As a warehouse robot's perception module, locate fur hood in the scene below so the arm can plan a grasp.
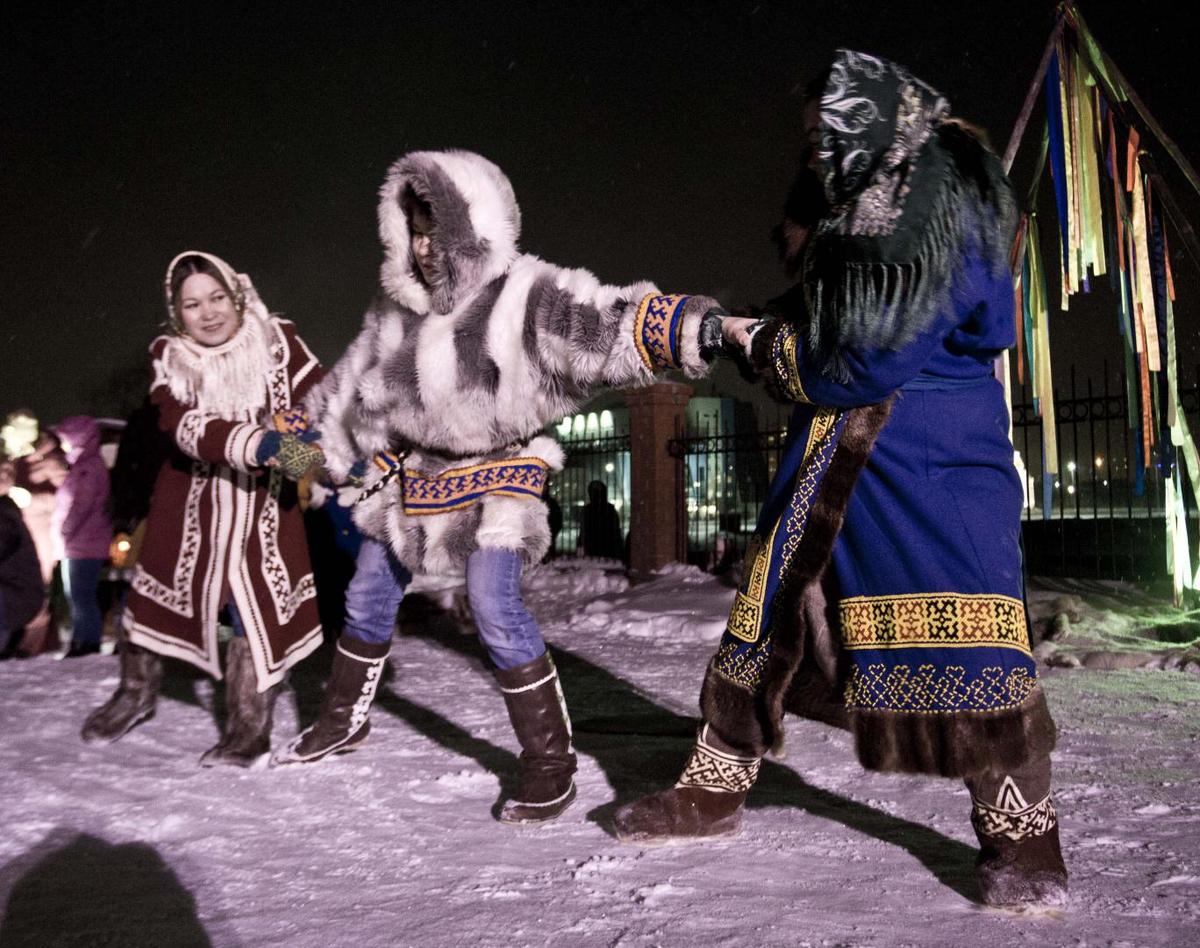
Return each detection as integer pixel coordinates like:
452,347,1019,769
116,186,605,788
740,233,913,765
378,150,521,316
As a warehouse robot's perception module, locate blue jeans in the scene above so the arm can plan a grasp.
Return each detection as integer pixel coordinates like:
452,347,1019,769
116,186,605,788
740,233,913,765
63,558,104,646
344,539,546,670
226,600,247,638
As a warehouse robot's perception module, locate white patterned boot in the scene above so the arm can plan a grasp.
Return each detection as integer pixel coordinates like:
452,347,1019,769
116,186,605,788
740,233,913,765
271,635,387,766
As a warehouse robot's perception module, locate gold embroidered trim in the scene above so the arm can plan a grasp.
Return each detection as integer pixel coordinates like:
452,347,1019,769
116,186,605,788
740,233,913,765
724,408,839,644
844,664,1039,714
633,293,690,371
771,324,811,403
713,638,772,690
840,593,1032,655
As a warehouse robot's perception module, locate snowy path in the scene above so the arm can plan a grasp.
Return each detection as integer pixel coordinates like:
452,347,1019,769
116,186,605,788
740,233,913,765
2,563,1198,947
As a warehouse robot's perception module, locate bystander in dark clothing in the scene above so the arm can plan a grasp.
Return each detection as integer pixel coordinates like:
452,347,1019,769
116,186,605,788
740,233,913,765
542,493,563,560
0,494,42,658
109,398,171,537
578,480,623,560
5,434,67,656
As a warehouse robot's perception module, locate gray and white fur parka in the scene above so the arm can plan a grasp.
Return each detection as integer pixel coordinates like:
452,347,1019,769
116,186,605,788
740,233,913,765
308,150,713,576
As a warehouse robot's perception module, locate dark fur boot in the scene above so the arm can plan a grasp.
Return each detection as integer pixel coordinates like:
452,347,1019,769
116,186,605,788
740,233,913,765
80,641,164,744
496,652,577,825
612,723,760,842
966,754,1068,908
271,634,389,766
200,637,278,768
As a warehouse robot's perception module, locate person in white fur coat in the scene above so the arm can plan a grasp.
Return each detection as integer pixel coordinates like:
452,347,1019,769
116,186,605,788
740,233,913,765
273,149,722,825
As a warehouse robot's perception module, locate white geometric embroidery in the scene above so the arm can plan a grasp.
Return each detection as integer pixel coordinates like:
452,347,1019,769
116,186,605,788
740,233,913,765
995,775,1029,812
676,727,760,793
347,652,385,731
267,320,290,414
177,410,206,460
258,467,316,624
130,460,207,617
971,777,1057,843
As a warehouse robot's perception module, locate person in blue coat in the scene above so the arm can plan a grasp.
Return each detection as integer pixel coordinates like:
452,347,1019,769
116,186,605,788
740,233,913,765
615,50,1066,909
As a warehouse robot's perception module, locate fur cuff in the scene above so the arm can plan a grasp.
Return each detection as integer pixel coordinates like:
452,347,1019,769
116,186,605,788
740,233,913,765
850,686,1058,778
677,295,722,378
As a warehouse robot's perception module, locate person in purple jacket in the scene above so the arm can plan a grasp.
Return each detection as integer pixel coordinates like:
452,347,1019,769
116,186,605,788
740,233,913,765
50,416,112,658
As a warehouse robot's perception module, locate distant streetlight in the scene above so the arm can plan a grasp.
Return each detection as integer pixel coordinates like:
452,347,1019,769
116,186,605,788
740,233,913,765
1095,456,1103,468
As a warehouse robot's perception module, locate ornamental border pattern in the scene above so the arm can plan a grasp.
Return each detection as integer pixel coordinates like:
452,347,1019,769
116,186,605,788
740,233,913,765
257,468,317,627
844,662,1039,714
840,593,1032,656
401,458,550,516
130,459,208,618
771,324,811,403
633,293,690,371
724,407,839,645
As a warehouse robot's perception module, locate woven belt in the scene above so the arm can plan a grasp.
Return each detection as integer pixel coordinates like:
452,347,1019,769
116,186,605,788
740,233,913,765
275,409,548,514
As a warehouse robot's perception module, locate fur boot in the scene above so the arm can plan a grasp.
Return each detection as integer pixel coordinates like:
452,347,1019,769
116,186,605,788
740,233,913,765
966,754,1068,908
80,641,164,744
612,723,761,842
496,652,578,825
271,634,389,766
200,637,278,768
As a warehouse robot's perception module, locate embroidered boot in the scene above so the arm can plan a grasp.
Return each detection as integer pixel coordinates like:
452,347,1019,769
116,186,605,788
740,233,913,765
80,641,164,744
966,754,1068,908
200,637,279,768
612,723,760,842
271,635,388,766
496,653,578,825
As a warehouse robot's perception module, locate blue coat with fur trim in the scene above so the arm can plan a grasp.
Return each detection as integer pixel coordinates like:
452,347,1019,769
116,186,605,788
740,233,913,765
705,250,1056,777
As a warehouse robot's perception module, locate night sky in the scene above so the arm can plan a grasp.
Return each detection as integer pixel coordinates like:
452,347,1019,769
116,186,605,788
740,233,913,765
3,0,1198,425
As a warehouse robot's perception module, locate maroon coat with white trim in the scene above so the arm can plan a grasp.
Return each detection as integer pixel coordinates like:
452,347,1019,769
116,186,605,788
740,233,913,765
124,316,324,690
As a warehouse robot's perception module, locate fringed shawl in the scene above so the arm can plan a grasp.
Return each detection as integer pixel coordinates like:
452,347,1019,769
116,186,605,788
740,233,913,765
798,49,1017,381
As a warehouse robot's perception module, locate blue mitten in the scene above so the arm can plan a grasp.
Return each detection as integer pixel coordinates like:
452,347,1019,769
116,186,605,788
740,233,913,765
255,430,283,465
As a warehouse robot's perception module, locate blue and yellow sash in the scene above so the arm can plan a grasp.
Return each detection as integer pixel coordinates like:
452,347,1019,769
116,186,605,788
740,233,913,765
275,407,548,516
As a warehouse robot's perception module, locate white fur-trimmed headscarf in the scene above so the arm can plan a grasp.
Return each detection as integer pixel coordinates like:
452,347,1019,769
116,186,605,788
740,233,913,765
158,251,281,419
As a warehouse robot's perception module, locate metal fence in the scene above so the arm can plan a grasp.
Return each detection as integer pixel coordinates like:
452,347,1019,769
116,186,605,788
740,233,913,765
1012,366,1199,580
669,404,793,569
547,433,631,557
663,370,1197,581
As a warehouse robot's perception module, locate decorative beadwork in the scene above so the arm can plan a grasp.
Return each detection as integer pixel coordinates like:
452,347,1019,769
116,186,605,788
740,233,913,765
633,293,690,371
402,458,549,515
971,791,1058,842
676,729,760,793
770,323,811,403
273,406,311,435
844,662,1039,714
841,593,1032,655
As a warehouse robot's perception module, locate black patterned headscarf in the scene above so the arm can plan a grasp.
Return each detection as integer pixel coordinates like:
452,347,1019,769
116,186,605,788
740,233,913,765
799,49,1015,380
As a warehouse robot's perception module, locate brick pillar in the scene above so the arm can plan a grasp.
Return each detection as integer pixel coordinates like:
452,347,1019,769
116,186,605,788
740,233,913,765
625,381,692,573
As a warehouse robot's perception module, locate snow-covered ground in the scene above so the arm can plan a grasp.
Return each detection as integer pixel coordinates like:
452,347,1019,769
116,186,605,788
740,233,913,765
2,562,1199,947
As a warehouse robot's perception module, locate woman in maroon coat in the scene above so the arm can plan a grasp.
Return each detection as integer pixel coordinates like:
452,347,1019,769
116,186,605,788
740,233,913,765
82,251,326,766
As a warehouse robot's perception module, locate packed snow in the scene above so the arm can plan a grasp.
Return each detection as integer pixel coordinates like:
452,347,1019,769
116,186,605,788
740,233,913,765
2,561,1199,947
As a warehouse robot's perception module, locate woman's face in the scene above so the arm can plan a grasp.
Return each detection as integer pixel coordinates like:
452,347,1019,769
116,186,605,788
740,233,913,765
177,272,239,346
